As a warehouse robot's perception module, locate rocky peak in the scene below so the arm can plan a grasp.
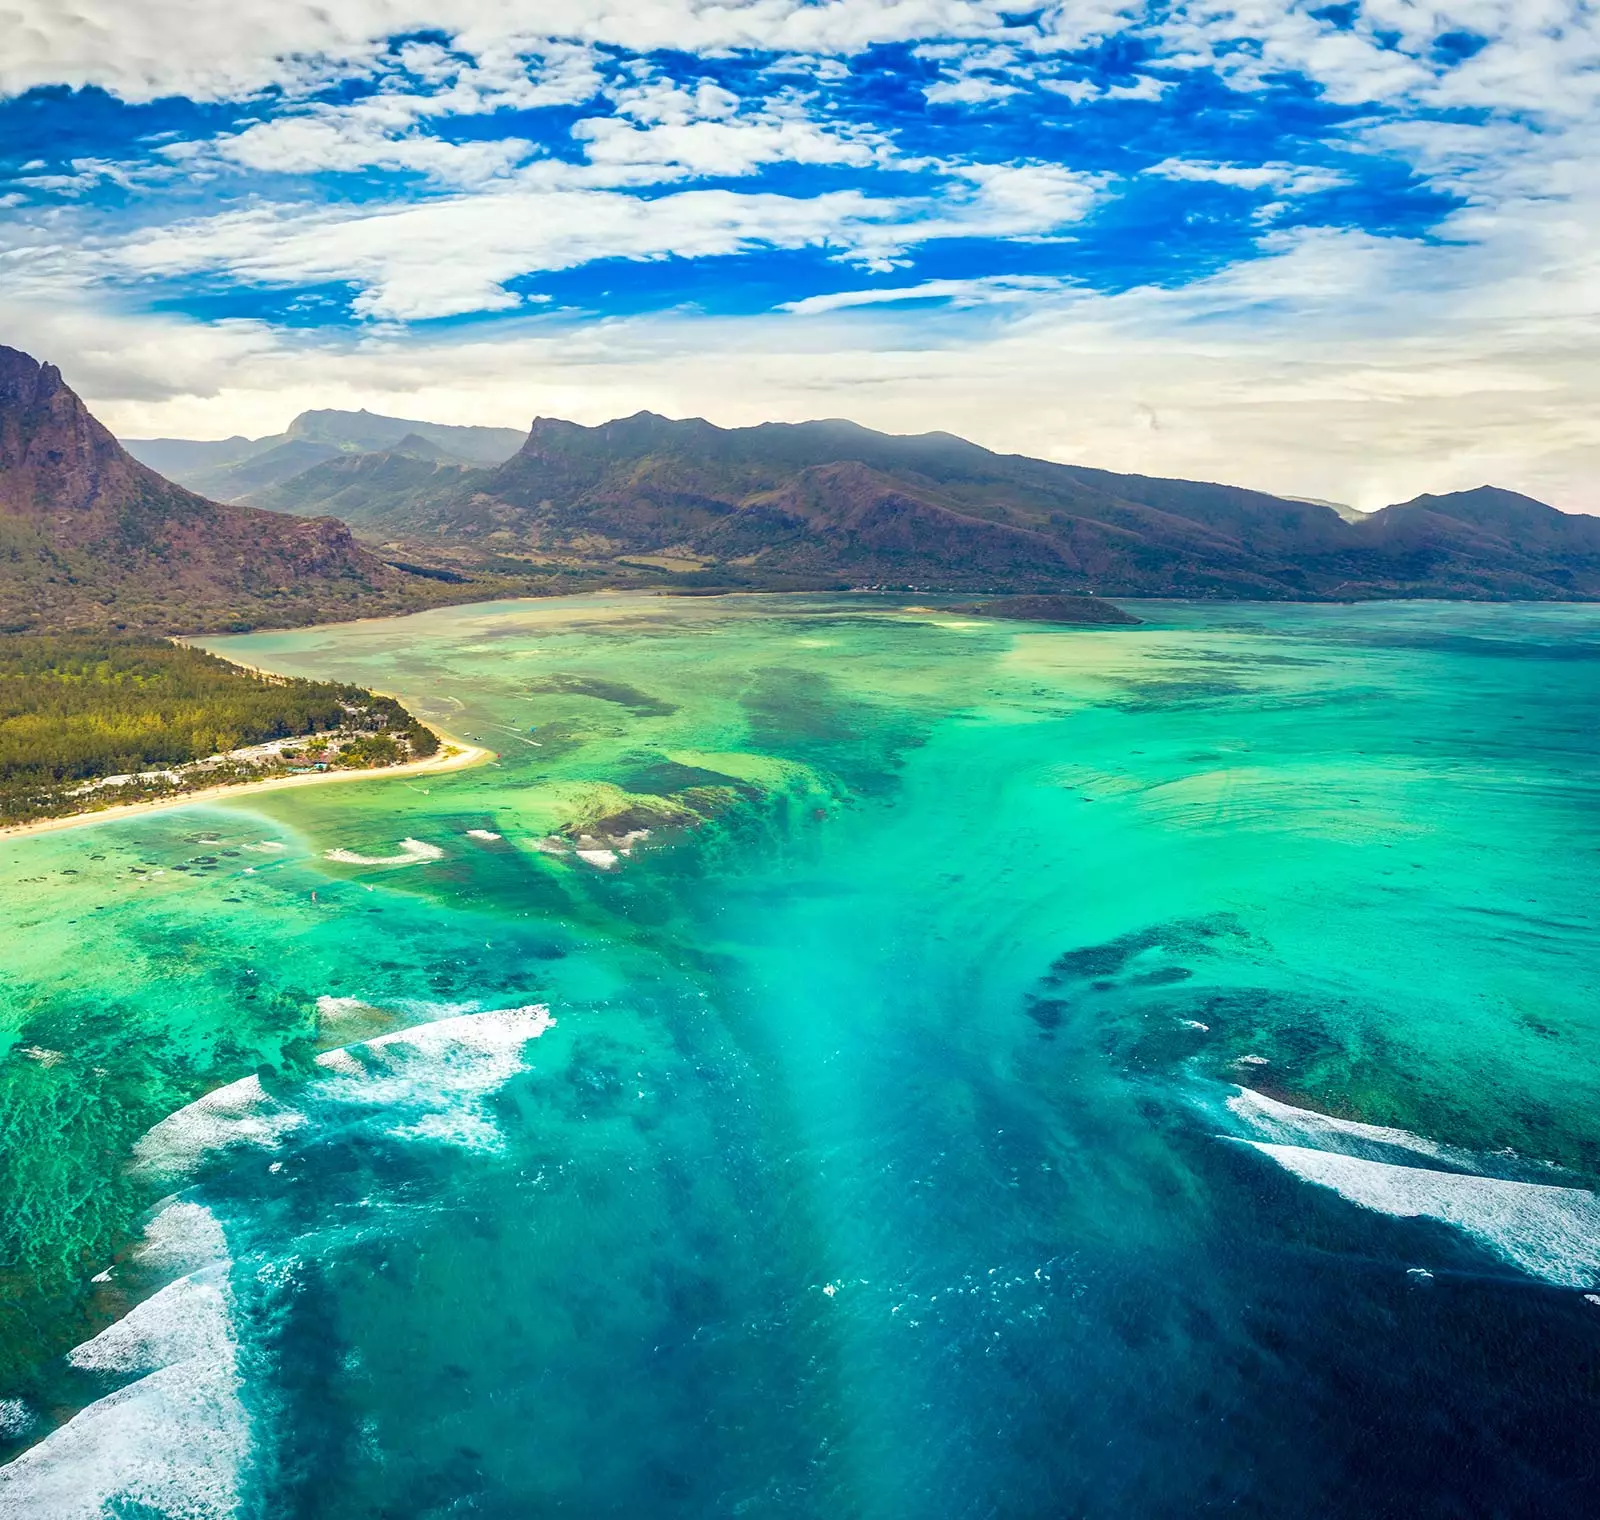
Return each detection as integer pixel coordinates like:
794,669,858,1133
0,344,442,633
0,346,139,517
0,346,66,409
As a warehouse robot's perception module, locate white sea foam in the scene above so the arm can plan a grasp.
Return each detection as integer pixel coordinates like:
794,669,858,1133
240,841,285,854
0,1207,246,1520
131,1075,306,1186
68,1270,233,1377
324,837,444,867
466,829,501,841
312,1005,554,1153
576,848,619,869
314,1048,365,1077
393,1110,505,1151
0,1402,33,1441
1248,1142,1600,1287
131,1007,553,1190
3,1009,558,1511
1228,1087,1472,1168
0,1341,246,1519
133,1201,230,1280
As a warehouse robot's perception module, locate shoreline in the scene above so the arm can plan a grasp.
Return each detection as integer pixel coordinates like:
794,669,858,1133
0,726,495,842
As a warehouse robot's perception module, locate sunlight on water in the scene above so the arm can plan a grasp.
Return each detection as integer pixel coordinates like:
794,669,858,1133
3,594,1600,1516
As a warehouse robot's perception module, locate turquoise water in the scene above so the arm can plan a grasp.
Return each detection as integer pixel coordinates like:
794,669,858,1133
3,594,1599,1516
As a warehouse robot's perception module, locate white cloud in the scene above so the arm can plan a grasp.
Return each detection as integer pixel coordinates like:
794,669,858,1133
0,1,1041,102
159,39,601,187
574,115,882,180
924,75,1022,105
195,115,534,186
778,273,1073,313
81,155,1103,319
1145,158,1348,195
571,79,888,182
106,184,914,320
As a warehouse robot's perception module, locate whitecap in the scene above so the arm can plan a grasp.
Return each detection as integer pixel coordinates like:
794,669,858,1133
1247,1142,1600,1288
1228,1087,1472,1169
130,1075,306,1186
392,1110,506,1153
310,1006,554,1153
0,1207,246,1520
134,1201,231,1281
68,1270,233,1377
323,838,444,867
0,1402,33,1441
465,829,501,841
314,1048,365,1078
576,848,619,870
240,841,285,854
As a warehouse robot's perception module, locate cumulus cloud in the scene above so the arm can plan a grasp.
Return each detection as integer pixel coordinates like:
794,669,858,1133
572,79,888,182
161,39,601,187
0,1,1035,102
1145,158,1348,195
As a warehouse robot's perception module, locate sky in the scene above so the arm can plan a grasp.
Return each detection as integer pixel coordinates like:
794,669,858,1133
2,2,1597,511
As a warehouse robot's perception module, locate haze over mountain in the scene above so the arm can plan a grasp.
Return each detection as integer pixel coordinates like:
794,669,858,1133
134,408,1600,602
0,348,463,634
123,410,527,504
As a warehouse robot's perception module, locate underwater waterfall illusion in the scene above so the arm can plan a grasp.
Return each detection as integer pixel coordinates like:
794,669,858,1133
3,594,1599,1517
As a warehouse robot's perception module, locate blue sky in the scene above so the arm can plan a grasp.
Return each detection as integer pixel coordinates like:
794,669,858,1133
2,2,1597,510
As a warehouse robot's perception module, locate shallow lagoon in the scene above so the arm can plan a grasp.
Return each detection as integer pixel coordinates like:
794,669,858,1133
3,594,1599,1516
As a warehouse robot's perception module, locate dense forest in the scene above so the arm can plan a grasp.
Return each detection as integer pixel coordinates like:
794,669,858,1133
0,636,437,823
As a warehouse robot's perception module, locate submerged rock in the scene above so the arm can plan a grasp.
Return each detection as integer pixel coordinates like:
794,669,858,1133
953,594,1142,626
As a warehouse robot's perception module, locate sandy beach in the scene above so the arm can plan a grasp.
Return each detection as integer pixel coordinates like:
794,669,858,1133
0,727,496,842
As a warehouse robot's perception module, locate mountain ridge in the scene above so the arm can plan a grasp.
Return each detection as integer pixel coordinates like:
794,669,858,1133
124,409,527,502
113,403,1600,604
305,409,1597,600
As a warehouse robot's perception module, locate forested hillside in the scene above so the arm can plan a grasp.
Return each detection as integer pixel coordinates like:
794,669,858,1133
0,637,437,823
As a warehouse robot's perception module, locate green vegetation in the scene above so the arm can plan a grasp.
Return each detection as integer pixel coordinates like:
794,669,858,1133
0,636,437,823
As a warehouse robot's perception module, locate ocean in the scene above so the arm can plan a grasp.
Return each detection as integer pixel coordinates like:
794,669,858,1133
2,593,1598,1516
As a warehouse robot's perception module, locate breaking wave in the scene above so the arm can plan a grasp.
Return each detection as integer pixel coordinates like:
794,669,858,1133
1225,1087,1600,1288
324,837,445,866
0,1204,245,1520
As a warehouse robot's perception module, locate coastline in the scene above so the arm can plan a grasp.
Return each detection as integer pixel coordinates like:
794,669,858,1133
0,726,495,842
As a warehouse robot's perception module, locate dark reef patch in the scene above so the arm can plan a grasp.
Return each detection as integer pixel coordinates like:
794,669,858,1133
526,674,679,717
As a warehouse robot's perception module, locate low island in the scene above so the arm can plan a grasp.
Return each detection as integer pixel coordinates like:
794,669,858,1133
952,594,1143,626
0,635,470,830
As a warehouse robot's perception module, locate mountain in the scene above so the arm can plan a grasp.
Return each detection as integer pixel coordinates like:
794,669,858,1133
0,346,464,634
115,406,1600,602
123,409,527,502
273,410,1595,600
245,448,477,526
